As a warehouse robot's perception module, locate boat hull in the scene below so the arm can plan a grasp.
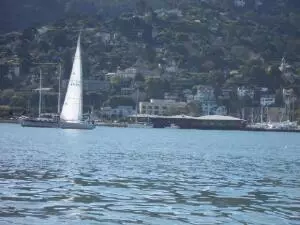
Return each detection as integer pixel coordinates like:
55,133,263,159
21,119,59,128
60,121,96,130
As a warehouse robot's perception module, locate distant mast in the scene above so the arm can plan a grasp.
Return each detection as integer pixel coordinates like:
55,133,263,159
57,63,62,114
38,68,42,118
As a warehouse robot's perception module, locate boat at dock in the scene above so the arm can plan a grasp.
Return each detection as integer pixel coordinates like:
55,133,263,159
246,120,299,131
21,66,61,128
21,114,59,128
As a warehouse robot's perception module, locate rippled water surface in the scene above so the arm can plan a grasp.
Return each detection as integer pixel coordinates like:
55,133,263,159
0,124,300,225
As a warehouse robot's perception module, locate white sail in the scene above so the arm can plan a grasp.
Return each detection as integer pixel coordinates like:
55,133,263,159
60,35,83,122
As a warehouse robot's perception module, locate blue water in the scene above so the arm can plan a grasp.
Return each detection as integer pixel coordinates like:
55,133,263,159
0,124,299,225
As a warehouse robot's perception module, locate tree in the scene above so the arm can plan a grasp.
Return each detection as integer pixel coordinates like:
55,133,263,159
38,40,50,52
21,27,37,41
186,101,202,116
136,0,147,15
10,94,26,107
175,33,189,42
62,48,73,79
267,65,283,90
53,30,71,48
143,44,156,63
0,89,14,105
142,24,153,43
0,105,11,118
134,72,145,82
106,96,135,108
0,64,12,89
145,78,169,99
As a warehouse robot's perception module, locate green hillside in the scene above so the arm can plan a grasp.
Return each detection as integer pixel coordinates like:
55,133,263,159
1,0,300,116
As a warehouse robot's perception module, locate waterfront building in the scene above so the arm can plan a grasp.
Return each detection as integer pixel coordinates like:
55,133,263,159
121,87,135,96
139,99,187,116
164,92,178,101
194,85,217,115
99,106,135,119
260,95,275,106
105,67,137,80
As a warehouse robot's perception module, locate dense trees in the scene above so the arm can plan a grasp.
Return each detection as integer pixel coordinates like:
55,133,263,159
1,0,300,115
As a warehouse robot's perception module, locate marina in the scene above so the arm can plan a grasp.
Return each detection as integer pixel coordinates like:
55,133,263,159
5,114,300,132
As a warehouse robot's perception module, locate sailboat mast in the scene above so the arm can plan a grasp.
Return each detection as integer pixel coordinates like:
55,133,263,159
57,63,61,114
260,106,263,123
78,33,83,121
135,87,139,122
38,68,42,118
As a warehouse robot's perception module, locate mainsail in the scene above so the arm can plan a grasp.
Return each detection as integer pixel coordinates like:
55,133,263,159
60,35,83,122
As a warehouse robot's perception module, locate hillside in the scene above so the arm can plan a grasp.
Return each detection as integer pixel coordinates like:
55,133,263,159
1,0,300,115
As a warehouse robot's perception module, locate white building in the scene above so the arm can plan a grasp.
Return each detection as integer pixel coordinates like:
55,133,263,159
214,106,227,116
95,32,111,43
164,92,178,101
193,85,217,115
121,87,135,96
237,87,255,99
260,95,275,106
165,60,178,73
183,89,194,103
154,9,183,19
201,101,218,115
100,106,135,118
139,99,187,116
105,67,137,80
234,0,246,7
219,88,233,100
186,94,194,103
194,85,215,102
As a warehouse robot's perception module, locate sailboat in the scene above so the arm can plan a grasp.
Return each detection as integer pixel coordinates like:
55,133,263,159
21,68,59,128
59,34,95,130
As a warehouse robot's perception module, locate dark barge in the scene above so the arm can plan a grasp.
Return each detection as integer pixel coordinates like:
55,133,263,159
130,114,247,130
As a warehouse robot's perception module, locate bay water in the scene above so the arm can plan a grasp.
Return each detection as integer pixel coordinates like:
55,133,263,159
0,124,299,224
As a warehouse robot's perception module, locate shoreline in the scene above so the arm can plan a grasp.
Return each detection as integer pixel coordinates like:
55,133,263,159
0,119,19,124
2,119,300,133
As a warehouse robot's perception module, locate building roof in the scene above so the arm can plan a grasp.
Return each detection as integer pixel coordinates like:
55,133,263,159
33,88,52,92
131,114,243,121
197,115,243,121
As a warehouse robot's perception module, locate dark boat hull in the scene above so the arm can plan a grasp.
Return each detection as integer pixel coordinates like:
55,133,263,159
21,119,59,128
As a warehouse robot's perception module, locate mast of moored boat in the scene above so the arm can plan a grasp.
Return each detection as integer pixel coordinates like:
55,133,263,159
38,68,42,118
135,87,139,123
57,63,61,114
